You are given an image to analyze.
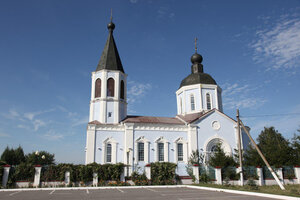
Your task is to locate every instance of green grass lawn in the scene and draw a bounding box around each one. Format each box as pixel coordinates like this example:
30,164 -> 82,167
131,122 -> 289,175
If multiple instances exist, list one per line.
193,183 -> 300,197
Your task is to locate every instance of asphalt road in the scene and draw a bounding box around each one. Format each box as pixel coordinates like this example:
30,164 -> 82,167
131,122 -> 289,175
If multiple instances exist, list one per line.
0,187 -> 284,200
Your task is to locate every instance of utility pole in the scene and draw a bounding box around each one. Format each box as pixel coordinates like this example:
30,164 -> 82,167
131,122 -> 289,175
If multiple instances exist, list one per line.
236,109 -> 244,186
239,120 -> 285,190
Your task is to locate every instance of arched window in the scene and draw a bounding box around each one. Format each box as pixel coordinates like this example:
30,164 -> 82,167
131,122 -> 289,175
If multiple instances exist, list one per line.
177,143 -> 183,161
190,94 -> 195,111
107,78 -> 115,97
106,144 -> 112,163
120,80 -> 124,99
174,137 -> 187,163
138,142 -> 144,161
180,97 -> 183,114
135,136 -> 150,163
206,93 -> 211,110
95,78 -> 101,98
155,137 -> 169,162
158,143 -> 164,161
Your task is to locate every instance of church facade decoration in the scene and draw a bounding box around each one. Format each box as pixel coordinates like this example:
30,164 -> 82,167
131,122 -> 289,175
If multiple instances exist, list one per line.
85,20 -> 250,176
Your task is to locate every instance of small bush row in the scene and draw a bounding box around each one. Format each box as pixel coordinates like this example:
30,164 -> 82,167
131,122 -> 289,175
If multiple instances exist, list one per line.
5,163 -> 124,187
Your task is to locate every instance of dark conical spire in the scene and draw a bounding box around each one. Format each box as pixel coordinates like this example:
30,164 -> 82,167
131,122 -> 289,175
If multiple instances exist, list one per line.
96,17 -> 124,73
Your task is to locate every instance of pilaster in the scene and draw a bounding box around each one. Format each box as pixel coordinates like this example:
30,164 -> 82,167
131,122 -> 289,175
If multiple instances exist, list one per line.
124,123 -> 134,173
85,125 -> 96,164
187,125 -> 198,157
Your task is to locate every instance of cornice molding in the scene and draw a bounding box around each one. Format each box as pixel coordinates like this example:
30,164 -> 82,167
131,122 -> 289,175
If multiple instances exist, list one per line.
133,123 -> 188,131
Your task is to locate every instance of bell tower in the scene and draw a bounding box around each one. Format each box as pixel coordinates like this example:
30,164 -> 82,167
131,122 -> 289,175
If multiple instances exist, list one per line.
89,19 -> 127,124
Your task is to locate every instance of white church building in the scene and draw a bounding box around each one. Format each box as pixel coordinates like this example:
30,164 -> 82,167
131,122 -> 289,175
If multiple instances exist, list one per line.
85,20 -> 250,176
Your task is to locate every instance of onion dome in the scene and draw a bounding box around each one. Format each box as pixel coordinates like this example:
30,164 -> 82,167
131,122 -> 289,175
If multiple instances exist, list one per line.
179,46 -> 216,88
191,52 -> 203,64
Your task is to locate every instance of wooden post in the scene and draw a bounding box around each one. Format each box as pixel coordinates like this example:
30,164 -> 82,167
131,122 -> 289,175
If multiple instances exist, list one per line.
239,120 -> 285,190
236,109 -> 244,186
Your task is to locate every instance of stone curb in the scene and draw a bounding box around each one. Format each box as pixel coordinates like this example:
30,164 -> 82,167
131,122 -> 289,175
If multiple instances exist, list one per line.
187,185 -> 299,200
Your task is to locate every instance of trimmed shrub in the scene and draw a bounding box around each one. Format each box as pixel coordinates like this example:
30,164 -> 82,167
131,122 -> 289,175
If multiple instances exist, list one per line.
131,171 -> 149,185
13,163 -> 35,182
41,165 -> 60,181
151,162 -> 177,185
98,163 -> 125,181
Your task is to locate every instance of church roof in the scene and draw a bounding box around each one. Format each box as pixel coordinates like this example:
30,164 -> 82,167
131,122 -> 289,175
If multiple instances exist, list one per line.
88,120 -> 102,125
122,115 -> 184,125
176,110 -> 209,123
96,21 -> 124,73
177,109 -> 237,124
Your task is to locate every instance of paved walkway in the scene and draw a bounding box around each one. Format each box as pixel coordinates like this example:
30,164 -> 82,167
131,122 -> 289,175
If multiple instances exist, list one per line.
0,186 -> 293,200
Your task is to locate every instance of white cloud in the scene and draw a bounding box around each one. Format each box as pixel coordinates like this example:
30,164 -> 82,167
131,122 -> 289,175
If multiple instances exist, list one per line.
33,119 -> 46,131
3,108 -> 54,131
250,14 -> 300,70
127,81 -> 152,104
71,115 -> 89,127
127,81 -> 152,114
17,124 -> 31,130
24,109 -> 55,121
3,109 -> 20,120
43,130 -> 64,141
0,132 -> 9,137
57,105 -> 78,117
157,6 -> 175,19
222,82 -> 266,109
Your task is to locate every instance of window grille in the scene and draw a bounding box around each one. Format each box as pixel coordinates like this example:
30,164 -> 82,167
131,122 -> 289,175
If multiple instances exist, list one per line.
206,93 -> 211,110
106,144 -> 112,163
191,94 -> 195,111
138,142 -> 144,161
158,143 -> 164,161
177,143 -> 183,161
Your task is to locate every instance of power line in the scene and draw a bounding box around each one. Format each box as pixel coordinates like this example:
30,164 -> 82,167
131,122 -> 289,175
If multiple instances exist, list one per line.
240,112 -> 300,119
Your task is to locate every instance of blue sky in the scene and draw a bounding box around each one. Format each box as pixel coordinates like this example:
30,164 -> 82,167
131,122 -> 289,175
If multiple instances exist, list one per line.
0,0 -> 300,164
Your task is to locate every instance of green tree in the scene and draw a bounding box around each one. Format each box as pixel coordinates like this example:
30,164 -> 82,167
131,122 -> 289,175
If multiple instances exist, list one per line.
243,127 -> 294,167
291,129 -> 300,164
208,143 -> 236,167
15,146 -> 26,163
25,151 -> 55,166
0,146 -> 25,165
188,149 -> 204,165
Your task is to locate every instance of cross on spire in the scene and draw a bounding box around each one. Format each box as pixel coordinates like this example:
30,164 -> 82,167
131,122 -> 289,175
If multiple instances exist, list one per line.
110,8 -> 113,22
195,37 -> 198,53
